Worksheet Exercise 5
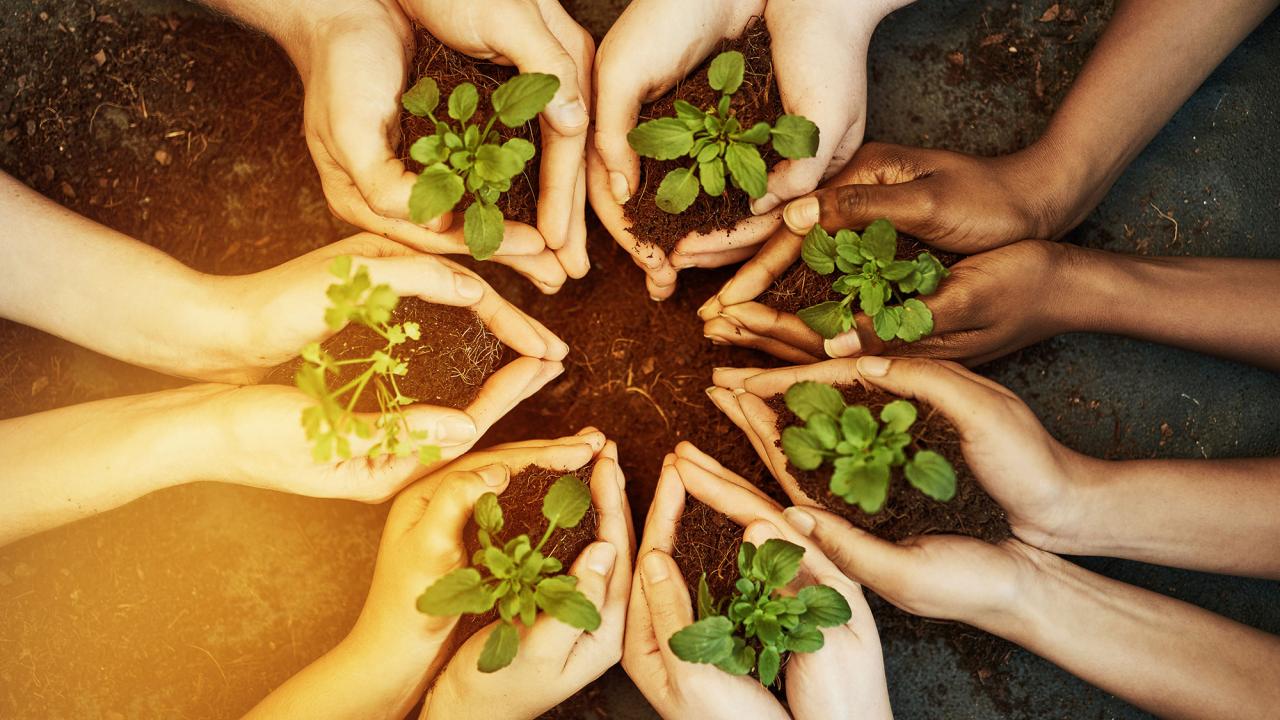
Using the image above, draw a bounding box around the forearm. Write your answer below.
[1029,0,1278,232]
[0,385,228,545]
[1054,244,1280,370]
[0,173,250,381]
[991,551,1280,720]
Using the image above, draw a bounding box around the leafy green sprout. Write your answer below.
[780,381,956,514]
[416,474,600,672]
[626,50,819,214]
[796,218,950,342]
[402,72,559,260]
[295,256,441,466]
[668,539,852,686]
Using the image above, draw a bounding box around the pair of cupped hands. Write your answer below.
[309,350,1098,720]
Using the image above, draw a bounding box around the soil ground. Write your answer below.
[2,1,1279,719]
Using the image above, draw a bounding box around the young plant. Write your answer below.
[416,474,600,672]
[295,256,440,466]
[797,218,949,342]
[626,50,819,214]
[402,72,559,260]
[669,539,851,685]
[780,381,956,513]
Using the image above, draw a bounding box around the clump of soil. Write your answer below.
[767,384,1010,543]
[623,19,784,254]
[671,497,744,603]
[265,298,505,411]
[455,463,600,642]
[399,29,540,226]
[760,238,963,315]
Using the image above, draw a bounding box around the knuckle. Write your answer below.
[832,185,869,221]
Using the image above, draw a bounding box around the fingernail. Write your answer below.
[479,464,509,487]
[731,388,746,397]
[823,330,862,358]
[609,172,632,204]
[548,97,588,131]
[454,274,484,300]
[671,253,695,269]
[704,386,718,399]
[717,311,742,329]
[697,293,722,318]
[783,197,819,234]
[704,334,728,346]
[783,506,816,536]
[642,551,670,583]
[751,192,781,215]
[857,356,892,377]
[745,519,779,543]
[650,294,666,303]
[588,542,616,574]
[437,414,478,444]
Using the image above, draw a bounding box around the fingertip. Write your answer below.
[546,97,590,136]
[856,356,892,378]
[609,171,632,205]
[824,329,863,359]
[782,506,817,536]
[783,196,819,235]
[750,192,782,216]
[435,411,479,445]
[586,541,617,575]
[640,550,672,584]
[424,209,452,233]
[743,519,783,545]
[475,463,511,490]
[454,273,485,302]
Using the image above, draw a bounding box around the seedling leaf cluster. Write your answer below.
[417,474,600,672]
[627,50,819,214]
[403,73,558,260]
[781,382,956,513]
[669,538,851,685]
[797,219,949,342]
[296,256,440,466]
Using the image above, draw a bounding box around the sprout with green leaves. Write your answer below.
[417,474,599,672]
[626,50,819,214]
[797,219,949,342]
[295,256,441,466]
[402,73,559,260]
[780,381,956,513]
[669,539,851,686]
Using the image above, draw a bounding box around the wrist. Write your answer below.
[289,0,409,78]
[967,542,1056,645]
[135,385,239,492]
[1003,134,1095,240]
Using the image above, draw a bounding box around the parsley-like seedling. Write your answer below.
[295,256,440,466]
[669,539,851,685]
[417,474,600,672]
[797,219,949,342]
[626,50,819,214]
[781,381,956,513]
[402,72,558,260]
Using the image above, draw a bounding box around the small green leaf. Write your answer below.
[832,457,890,513]
[782,427,825,471]
[840,405,877,449]
[674,99,706,127]
[477,621,520,672]
[542,474,591,528]
[409,136,447,166]
[784,623,825,653]
[492,72,559,126]
[534,576,601,631]
[769,114,820,159]
[402,77,439,117]
[735,121,771,145]
[905,450,957,501]
[896,298,934,342]
[752,538,804,592]
[881,260,916,281]
[656,167,700,214]
[627,118,695,160]
[757,645,781,686]
[797,585,853,627]
[417,568,494,616]
[914,252,948,295]
[503,137,536,163]
[861,219,897,261]
[474,144,523,182]
[801,226,838,274]
[797,300,853,339]
[808,413,840,450]
[737,542,757,579]
[699,157,726,196]
[408,163,464,224]
[696,574,717,620]
[669,616,736,664]
[707,50,745,95]
[474,492,504,534]
[329,255,352,280]
[463,202,504,261]
[447,82,479,122]
[872,305,901,341]
[859,278,886,317]
[880,400,917,434]
[724,142,767,198]
[784,381,845,422]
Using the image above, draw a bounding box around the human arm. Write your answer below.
[783,0,1280,252]
[784,504,1280,720]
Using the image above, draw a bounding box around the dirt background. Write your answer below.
[1,1,1279,718]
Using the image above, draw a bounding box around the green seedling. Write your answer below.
[626,50,819,213]
[780,381,956,513]
[402,72,559,260]
[797,218,949,342]
[295,256,440,466]
[417,474,600,672]
[669,539,851,685]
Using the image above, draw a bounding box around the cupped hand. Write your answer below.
[707,356,1092,554]
[780,141,1075,255]
[420,439,634,720]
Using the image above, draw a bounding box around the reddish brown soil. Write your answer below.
[623,19,784,253]
[671,497,744,604]
[760,238,963,315]
[400,29,539,226]
[264,298,505,411]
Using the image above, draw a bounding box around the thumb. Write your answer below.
[822,312,891,359]
[781,506,905,592]
[782,181,935,237]
[413,464,511,575]
[852,356,1011,433]
[488,5,588,136]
